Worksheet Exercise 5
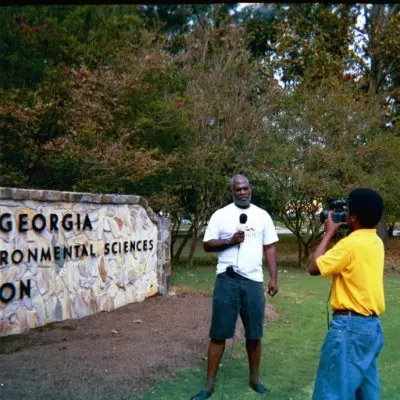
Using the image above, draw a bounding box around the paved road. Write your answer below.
[275,227,292,235]
[275,227,400,237]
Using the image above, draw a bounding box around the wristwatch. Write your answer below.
[226,237,232,245]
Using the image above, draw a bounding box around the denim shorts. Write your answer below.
[209,268,265,341]
[312,314,384,400]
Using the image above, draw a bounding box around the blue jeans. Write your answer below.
[312,314,384,400]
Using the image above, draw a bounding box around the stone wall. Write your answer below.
[0,187,170,336]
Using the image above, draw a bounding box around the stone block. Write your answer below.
[98,257,108,282]
[72,293,89,319]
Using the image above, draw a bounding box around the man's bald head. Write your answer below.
[230,175,252,208]
[230,175,250,190]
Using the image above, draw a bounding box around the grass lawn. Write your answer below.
[138,236,400,400]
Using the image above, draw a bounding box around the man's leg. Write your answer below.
[354,318,384,400]
[191,272,239,400]
[191,340,225,400]
[246,339,262,386]
[240,279,267,394]
[312,317,348,400]
[312,315,384,400]
[355,359,380,400]
[205,339,226,392]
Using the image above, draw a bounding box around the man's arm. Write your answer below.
[203,231,244,253]
[308,211,345,276]
[264,243,278,296]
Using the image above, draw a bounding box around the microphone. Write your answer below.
[237,213,248,232]
[235,214,247,268]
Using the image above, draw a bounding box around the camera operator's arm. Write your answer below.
[309,212,346,276]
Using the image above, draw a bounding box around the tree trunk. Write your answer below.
[297,236,303,267]
[170,219,181,261]
[188,227,199,267]
[301,244,310,268]
[367,4,385,95]
[172,224,194,263]
[376,220,389,248]
[296,237,310,267]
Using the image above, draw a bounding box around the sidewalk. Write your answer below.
[275,226,292,235]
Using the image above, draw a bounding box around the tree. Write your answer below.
[0,5,152,191]
[239,4,356,87]
[0,5,146,91]
[0,11,184,194]
[150,23,280,266]
[53,26,189,195]
[354,4,400,96]
[354,126,400,236]
[0,68,81,189]
[254,75,388,266]
[352,5,400,132]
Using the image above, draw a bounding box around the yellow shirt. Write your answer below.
[316,229,385,316]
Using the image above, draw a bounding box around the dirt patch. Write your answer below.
[0,292,278,400]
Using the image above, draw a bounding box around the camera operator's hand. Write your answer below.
[230,231,245,245]
[324,211,346,236]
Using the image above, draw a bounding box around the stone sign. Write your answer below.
[0,187,170,336]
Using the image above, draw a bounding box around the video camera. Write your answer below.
[320,198,348,224]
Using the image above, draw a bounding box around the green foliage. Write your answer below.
[0,5,143,91]
[1,4,400,255]
[252,75,391,265]
[239,4,356,87]
[239,4,282,61]
[357,130,400,224]
[122,65,189,154]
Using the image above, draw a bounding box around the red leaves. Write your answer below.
[16,18,57,37]
[74,71,86,80]
[342,73,352,81]
[60,67,87,81]
[15,13,24,24]
[18,23,44,36]
[19,22,29,31]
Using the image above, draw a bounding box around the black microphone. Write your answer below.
[235,214,247,268]
[237,213,247,232]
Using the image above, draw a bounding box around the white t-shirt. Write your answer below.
[203,203,279,282]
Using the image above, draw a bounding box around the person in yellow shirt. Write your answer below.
[308,188,385,400]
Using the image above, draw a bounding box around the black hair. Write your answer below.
[348,188,383,228]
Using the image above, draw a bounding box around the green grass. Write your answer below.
[138,266,400,400]
[138,236,400,400]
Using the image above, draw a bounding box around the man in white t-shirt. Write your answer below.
[191,175,279,400]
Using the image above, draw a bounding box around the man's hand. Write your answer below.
[266,280,278,297]
[230,231,245,245]
[324,211,346,235]
[203,231,244,253]
[308,211,346,275]
[264,243,278,296]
